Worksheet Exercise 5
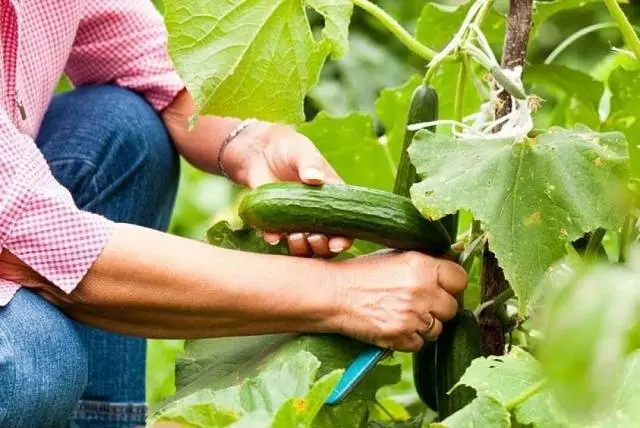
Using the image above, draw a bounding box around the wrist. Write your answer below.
[220,120,272,186]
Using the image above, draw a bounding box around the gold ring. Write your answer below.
[424,313,436,334]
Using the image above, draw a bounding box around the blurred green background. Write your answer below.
[55,0,640,412]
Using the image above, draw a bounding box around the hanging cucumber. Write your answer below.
[398,83,462,412]
[238,182,452,254]
[435,309,483,419]
[394,84,438,198]
[393,83,458,241]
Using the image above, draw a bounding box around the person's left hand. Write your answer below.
[223,122,353,258]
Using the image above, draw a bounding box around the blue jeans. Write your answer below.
[0,85,180,427]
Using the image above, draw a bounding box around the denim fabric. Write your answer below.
[0,85,180,427]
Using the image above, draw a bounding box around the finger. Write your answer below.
[288,233,312,257]
[434,260,468,295]
[263,232,282,246]
[307,234,333,258]
[393,332,425,352]
[286,140,331,186]
[429,291,459,322]
[417,314,443,340]
[328,236,352,254]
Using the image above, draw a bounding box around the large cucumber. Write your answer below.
[238,182,451,254]
[435,309,483,419]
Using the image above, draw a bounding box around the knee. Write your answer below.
[39,85,180,226]
[0,291,87,426]
[42,85,180,188]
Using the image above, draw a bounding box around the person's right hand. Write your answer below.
[328,251,467,352]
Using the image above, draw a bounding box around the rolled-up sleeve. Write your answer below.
[65,1,184,112]
[0,109,113,305]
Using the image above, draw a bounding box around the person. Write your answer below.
[0,1,467,427]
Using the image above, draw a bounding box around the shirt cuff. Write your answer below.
[3,174,114,295]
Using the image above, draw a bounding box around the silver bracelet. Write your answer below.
[217,118,258,179]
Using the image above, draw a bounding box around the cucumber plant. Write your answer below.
[149,0,640,427]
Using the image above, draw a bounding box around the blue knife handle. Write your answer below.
[325,346,392,406]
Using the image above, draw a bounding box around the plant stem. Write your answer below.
[454,59,468,125]
[603,0,640,60]
[351,0,437,60]
[473,0,495,28]
[480,0,533,356]
[545,23,618,64]
[474,288,515,319]
[584,228,606,261]
[505,379,547,410]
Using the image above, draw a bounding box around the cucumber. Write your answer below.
[393,83,458,242]
[238,182,451,254]
[413,341,438,410]
[394,84,438,198]
[400,84,463,411]
[435,309,483,419]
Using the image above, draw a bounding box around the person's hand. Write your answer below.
[223,122,352,257]
[328,251,467,352]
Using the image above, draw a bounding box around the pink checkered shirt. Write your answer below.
[0,0,184,306]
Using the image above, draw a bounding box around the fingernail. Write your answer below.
[329,242,344,253]
[308,234,323,244]
[289,233,305,241]
[301,167,325,182]
[265,236,280,245]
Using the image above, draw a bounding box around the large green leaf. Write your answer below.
[456,347,564,428]
[538,255,640,421]
[150,349,342,427]
[298,111,396,190]
[164,0,353,123]
[151,335,401,427]
[591,351,640,427]
[431,395,510,428]
[605,66,640,178]
[409,126,629,310]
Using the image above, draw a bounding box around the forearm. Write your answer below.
[29,223,340,338]
[161,89,249,177]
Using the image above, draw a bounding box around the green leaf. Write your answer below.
[298,111,396,190]
[151,335,401,427]
[431,395,510,428]
[456,347,563,428]
[375,75,423,166]
[590,350,640,427]
[605,66,640,178]
[151,349,341,427]
[409,126,629,310]
[538,257,640,421]
[415,1,505,51]
[164,0,353,123]
[206,221,289,255]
